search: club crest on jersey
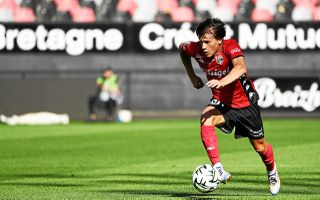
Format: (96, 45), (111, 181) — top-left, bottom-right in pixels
(215, 54), (224, 65)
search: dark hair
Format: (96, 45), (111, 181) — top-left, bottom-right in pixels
(195, 18), (226, 39)
(102, 65), (112, 72)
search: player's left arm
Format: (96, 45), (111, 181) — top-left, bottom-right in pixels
(206, 56), (247, 89)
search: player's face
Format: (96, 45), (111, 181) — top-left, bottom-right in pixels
(103, 70), (113, 78)
(199, 33), (222, 58)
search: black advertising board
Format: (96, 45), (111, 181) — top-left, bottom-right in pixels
(253, 77), (320, 114)
(0, 22), (319, 55)
(0, 23), (129, 55)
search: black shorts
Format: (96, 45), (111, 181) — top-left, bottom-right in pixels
(208, 99), (264, 139)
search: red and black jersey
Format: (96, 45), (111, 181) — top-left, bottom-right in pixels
(183, 39), (259, 108)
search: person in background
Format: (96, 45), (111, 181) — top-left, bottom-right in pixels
(179, 18), (280, 195)
(88, 66), (122, 121)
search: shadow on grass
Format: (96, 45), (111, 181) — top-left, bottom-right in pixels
(1, 171), (319, 197)
(105, 173), (191, 180)
(92, 171), (320, 197)
(0, 172), (79, 179)
(93, 188), (270, 199)
(0, 173), (84, 188)
(0, 182), (85, 187)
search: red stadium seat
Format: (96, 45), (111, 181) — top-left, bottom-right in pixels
(117, 0), (138, 16)
(217, 0), (241, 15)
(0, 0), (17, 11)
(292, 0), (314, 7)
(156, 0), (179, 13)
(14, 7), (36, 22)
(314, 6), (320, 20)
(251, 8), (273, 22)
(1, 0), (318, 23)
(171, 6), (195, 22)
(217, 0), (241, 5)
(56, 0), (79, 13)
(72, 7), (96, 23)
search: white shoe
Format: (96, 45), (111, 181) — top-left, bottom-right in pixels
(214, 165), (232, 184)
(268, 164), (280, 195)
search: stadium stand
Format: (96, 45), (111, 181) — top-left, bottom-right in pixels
(0, 0), (318, 23)
(195, 0), (216, 19)
(14, 6), (36, 22)
(132, 0), (158, 22)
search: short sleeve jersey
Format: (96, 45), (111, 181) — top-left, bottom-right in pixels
(96, 74), (119, 91)
(183, 39), (259, 108)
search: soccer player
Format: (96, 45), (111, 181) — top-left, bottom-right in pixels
(179, 18), (280, 195)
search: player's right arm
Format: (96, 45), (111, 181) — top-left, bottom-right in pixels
(96, 77), (104, 89)
(179, 42), (204, 89)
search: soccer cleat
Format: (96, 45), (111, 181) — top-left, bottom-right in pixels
(268, 164), (281, 195)
(219, 171), (232, 184)
(214, 165), (232, 184)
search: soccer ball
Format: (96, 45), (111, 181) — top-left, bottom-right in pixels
(117, 110), (132, 123)
(192, 164), (221, 193)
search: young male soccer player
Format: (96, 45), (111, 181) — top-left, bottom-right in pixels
(179, 18), (280, 195)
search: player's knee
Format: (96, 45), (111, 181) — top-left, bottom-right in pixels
(200, 113), (214, 126)
(200, 115), (223, 127)
(200, 107), (223, 127)
(250, 138), (266, 154)
(255, 147), (265, 154)
(253, 143), (266, 154)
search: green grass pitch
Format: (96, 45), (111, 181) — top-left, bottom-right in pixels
(0, 118), (319, 199)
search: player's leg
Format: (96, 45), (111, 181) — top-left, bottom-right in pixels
(88, 95), (98, 121)
(107, 98), (117, 121)
(200, 106), (231, 183)
(249, 138), (280, 195)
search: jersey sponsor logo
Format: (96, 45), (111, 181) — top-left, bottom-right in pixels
(205, 67), (230, 78)
(230, 48), (241, 54)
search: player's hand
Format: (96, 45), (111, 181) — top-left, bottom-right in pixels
(206, 79), (224, 89)
(191, 76), (204, 89)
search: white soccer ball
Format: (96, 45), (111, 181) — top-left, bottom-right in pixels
(192, 164), (221, 193)
(117, 109), (132, 123)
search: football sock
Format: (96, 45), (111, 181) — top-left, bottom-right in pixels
(201, 125), (220, 165)
(213, 162), (222, 168)
(268, 168), (276, 176)
(259, 142), (275, 172)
